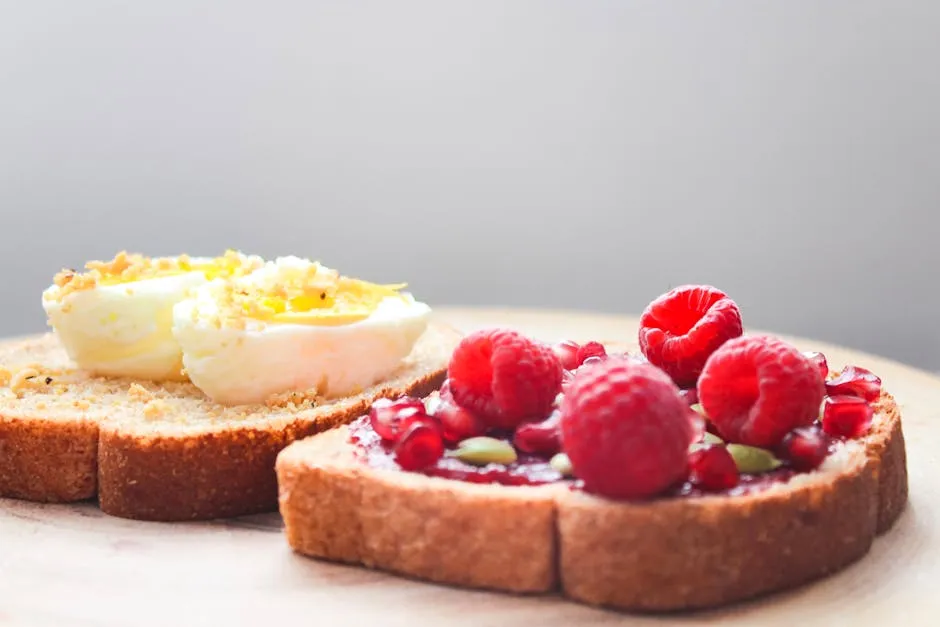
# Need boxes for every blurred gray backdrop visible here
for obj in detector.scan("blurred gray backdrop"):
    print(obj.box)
[1,1,937,369]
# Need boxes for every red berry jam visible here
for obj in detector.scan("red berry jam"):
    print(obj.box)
[349,336,883,501]
[350,417,565,485]
[351,416,800,497]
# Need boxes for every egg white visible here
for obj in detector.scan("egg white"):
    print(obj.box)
[42,270,209,381]
[171,282,432,406]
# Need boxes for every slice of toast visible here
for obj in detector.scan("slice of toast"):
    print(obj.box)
[0,323,461,521]
[275,388,907,611]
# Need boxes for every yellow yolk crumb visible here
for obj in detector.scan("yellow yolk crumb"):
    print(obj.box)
[47,250,264,302]
[207,261,409,328]
[143,399,170,419]
[9,367,41,396]
[128,383,154,402]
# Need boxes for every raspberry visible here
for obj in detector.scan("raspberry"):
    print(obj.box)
[559,359,696,499]
[448,328,563,430]
[697,335,825,449]
[638,285,744,387]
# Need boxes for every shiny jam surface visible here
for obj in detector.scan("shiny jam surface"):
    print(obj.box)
[348,416,805,498]
[349,417,566,486]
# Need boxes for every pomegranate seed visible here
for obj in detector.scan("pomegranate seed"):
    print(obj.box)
[551,340,582,371]
[394,420,445,470]
[430,399,485,443]
[822,395,873,438]
[680,388,699,406]
[778,426,829,471]
[576,341,607,365]
[439,379,454,402]
[688,445,739,491]
[513,410,562,456]
[369,397,427,441]
[580,355,605,368]
[687,407,706,445]
[826,365,882,402]
[561,369,575,391]
[803,351,829,380]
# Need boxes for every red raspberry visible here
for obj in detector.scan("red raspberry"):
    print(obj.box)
[638,285,744,387]
[697,335,825,449]
[448,328,563,430]
[559,359,696,499]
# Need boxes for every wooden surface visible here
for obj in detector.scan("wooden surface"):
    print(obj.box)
[1,306,939,627]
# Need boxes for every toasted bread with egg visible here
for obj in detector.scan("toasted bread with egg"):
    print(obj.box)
[275,384,907,611]
[0,323,460,521]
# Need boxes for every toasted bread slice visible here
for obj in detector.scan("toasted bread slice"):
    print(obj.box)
[0,323,461,521]
[275,391,907,611]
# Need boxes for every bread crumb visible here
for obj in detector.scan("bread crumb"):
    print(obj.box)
[266,388,320,410]
[36,401,47,410]
[73,399,91,410]
[143,399,169,419]
[10,368,41,396]
[128,383,154,402]
[0,367,10,387]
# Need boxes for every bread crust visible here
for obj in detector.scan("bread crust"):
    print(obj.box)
[278,428,561,593]
[276,393,907,611]
[0,326,458,521]
[97,370,447,521]
[0,414,98,502]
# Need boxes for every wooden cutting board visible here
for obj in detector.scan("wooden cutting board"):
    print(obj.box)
[1,307,938,627]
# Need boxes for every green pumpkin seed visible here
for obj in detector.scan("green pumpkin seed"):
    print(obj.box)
[726,444,782,474]
[550,452,573,477]
[689,431,725,452]
[446,437,517,466]
[703,432,724,445]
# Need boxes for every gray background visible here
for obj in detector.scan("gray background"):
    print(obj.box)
[1,1,937,369]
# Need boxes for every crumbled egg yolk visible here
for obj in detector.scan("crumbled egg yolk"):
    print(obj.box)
[46,250,263,301]
[211,261,409,327]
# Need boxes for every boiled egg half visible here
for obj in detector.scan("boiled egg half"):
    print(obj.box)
[42,250,264,381]
[171,256,431,405]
